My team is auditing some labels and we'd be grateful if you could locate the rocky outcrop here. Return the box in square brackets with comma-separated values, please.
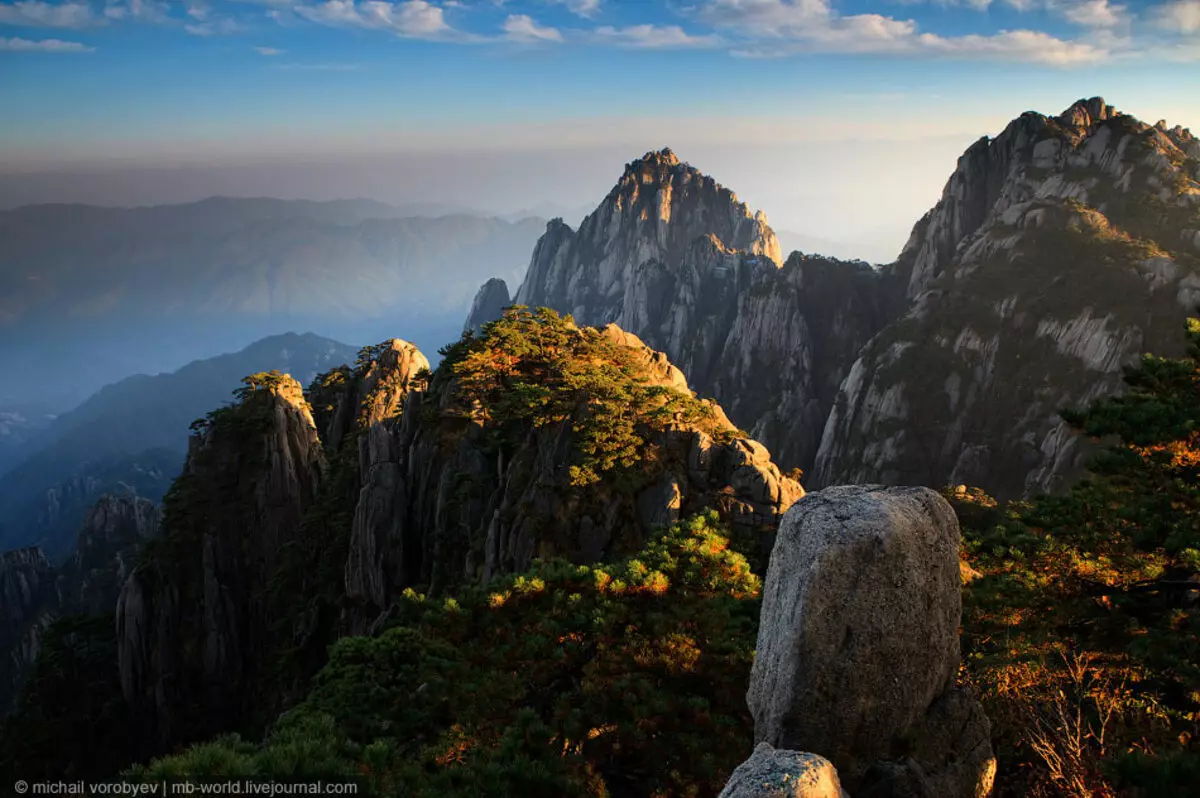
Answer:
[514, 148, 783, 327]
[748, 485, 994, 796]
[0, 548, 55, 709]
[719, 742, 847, 798]
[0, 495, 162, 717]
[341, 341, 430, 615]
[0, 548, 51, 642]
[59, 495, 161, 615]
[464, 277, 512, 334]
[116, 373, 325, 744]
[815, 98, 1200, 498]
[343, 316, 803, 630]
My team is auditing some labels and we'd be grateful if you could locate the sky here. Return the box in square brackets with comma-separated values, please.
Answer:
[1, 0, 1199, 260]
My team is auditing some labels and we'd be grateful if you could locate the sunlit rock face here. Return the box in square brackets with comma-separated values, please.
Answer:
[815, 98, 1200, 498]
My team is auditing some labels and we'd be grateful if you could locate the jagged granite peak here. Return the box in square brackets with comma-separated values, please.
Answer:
[512, 147, 783, 329]
[464, 278, 512, 334]
[344, 313, 803, 630]
[117, 372, 326, 744]
[894, 96, 1199, 300]
[474, 150, 897, 478]
[815, 99, 1200, 498]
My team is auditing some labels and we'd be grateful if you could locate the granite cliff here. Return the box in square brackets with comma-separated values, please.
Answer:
[0, 494, 161, 716]
[814, 98, 1200, 496]
[116, 373, 325, 745]
[470, 99, 1200, 499]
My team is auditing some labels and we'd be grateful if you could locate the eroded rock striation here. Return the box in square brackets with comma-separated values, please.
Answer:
[814, 98, 1200, 497]
[116, 374, 325, 744]
[748, 485, 995, 797]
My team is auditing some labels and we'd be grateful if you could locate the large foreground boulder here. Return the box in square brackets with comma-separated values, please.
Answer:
[747, 485, 994, 796]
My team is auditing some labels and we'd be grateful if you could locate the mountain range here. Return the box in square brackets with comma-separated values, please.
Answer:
[0, 332, 357, 560]
[0, 197, 547, 413]
[467, 97, 1200, 500]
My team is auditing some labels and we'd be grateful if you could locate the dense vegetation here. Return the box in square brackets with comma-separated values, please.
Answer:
[437, 306, 736, 489]
[128, 512, 762, 797]
[958, 319, 1200, 797]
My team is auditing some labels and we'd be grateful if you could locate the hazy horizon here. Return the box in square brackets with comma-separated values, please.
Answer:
[3, 0, 1199, 263]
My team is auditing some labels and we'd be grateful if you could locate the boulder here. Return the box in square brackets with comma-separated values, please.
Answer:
[747, 485, 993, 794]
[718, 742, 847, 798]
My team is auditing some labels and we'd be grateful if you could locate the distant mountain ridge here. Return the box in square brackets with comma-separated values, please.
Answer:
[0, 332, 358, 559]
[0, 197, 545, 411]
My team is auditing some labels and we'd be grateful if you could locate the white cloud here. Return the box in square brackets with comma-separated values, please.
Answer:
[1153, 0, 1200, 32]
[185, 0, 209, 20]
[593, 24, 723, 48]
[294, 0, 472, 40]
[550, 0, 600, 18]
[503, 13, 562, 42]
[0, 34, 93, 50]
[254, 45, 285, 54]
[1056, 0, 1127, 28]
[186, 18, 244, 34]
[0, 1, 99, 28]
[697, 0, 1109, 64]
[917, 28, 1107, 62]
[104, 0, 172, 23]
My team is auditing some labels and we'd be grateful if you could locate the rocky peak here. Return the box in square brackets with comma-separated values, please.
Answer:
[1056, 96, 1114, 130]
[464, 278, 512, 335]
[117, 370, 326, 744]
[512, 147, 782, 331]
[894, 97, 1200, 300]
[817, 99, 1200, 498]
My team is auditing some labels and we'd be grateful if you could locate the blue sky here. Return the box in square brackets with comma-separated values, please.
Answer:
[1, 0, 1198, 257]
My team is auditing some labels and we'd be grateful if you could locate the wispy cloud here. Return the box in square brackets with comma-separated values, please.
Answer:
[697, 0, 1112, 64]
[292, 0, 477, 41]
[103, 0, 172, 23]
[503, 13, 562, 42]
[592, 23, 723, 48]
[254, 45, 285, 54]
[185, 18, 244, 34]
[550, 0, 601, 19]
[0, 34, 94, 50]
[1152, 0, 1200, 32]
[0, 1, 100, 28]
